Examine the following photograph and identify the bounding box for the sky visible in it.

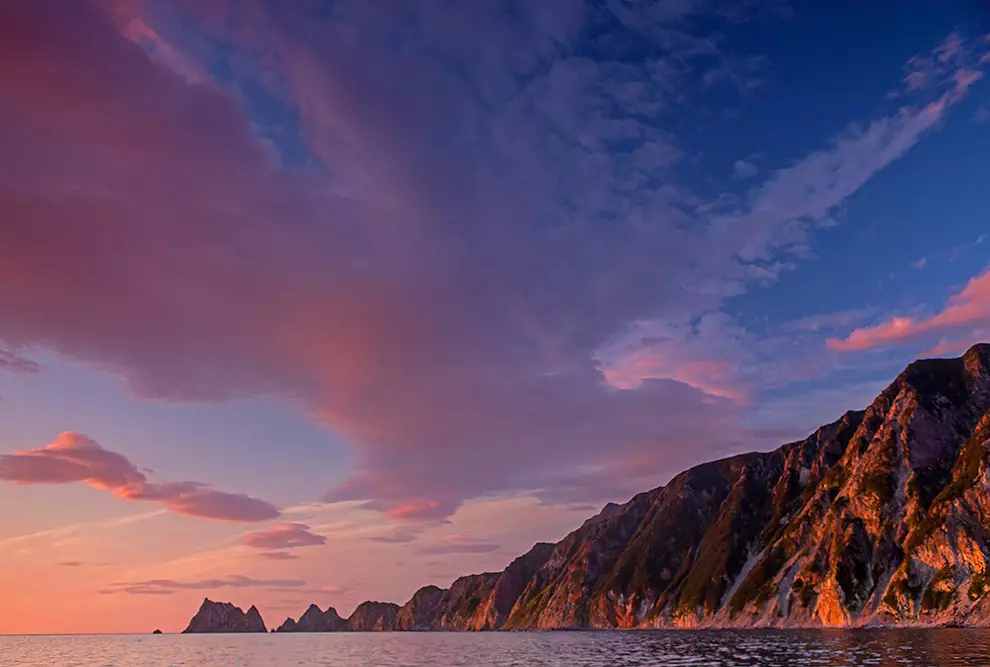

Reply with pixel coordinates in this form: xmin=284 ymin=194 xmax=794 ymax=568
xmin=0 ymin=0 xmax=989 ymax=634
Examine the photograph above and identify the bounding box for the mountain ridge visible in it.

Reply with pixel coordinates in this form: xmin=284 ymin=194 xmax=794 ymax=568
xmin=184 ymin=344 xmax=990 ymax=631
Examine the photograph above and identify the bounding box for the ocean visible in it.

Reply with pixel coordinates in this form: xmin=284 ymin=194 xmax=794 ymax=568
xmin=3 ymin=629 xmax=990 ymax=666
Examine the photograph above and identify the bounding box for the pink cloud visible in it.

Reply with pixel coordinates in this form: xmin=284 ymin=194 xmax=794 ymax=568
xmin=382 ymin=500 xmax=454 ymax=522
xmin=368 ymin=532 xmax=418 ymax=544
xmin=101 ymin=574 xmax=306 ymax=595
xmin=1 ymin=3 xmax=986 ymax=524
xmin=418 ymin=535 xmax=501 ymax=555
xmin=258 ymin=551 xmax=299 ymax=561
xmin=0 ymin=432 xmax=279 ymax=522
xmin=595 ymin=312 xmax=756 ymax=403
xmin=0 ymin=432 xmax=144 ymax=489
xmin=828 ymin=267 xmax=990 ymax=352
xmin=118 ymin=482 xmax=280 ymax=523
xmin=241 ymin=523 xmax=325 ymax=550
xmin=782 ymin=308 xmax=875 ymax=333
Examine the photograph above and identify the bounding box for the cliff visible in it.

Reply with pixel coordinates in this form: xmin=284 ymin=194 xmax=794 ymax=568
xmin=346 ymin=601 xmax=400 ymax=631
xmin=192 ymin=344 xmax=990 ymax=630
xmin=502 ymin=344 xmax=990 ymax=629
xmin=392 ymin=585 xmax=446 ymax=630
xmin=182 ymin=598 xmax=267 ymax=633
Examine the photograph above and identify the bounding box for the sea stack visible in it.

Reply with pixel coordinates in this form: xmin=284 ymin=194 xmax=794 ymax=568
xmin=182 ymin=598 xmax=268 ymax=633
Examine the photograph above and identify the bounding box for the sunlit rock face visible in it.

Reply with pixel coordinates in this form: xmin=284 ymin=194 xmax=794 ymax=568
xmin=346 ymin=602 xmax=400 ymax=631
xmin=182 ymin=599 xmax=267 ymax=633
xmin=503 ymin=344 xmax=990 ymax=629
xmin=250 ymin=345 xmax=990 ymax=631
xmin=392 ymin=586 xmax=446 ymax=630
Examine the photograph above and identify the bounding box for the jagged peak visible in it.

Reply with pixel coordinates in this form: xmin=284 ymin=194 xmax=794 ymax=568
xmin=963 ymin=342 xmax=990 ymax=375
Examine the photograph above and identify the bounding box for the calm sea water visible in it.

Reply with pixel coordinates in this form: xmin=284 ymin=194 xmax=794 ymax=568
xmin=3 ymin=630 xmax=990 ymax=666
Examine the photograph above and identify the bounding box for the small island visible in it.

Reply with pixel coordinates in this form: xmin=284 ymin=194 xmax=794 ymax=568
xmin=183 ymin=599 xmax=267 ymax=633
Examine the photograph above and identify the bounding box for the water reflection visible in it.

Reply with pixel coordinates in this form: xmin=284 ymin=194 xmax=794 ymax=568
xmin=2 ymin=629 xmax=990 ymax=666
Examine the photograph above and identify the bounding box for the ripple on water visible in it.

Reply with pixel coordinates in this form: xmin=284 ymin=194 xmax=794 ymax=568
xmin=3 ymin=629 xmax=990 ymax=667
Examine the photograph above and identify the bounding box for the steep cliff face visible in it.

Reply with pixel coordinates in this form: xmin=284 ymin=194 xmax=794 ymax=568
xmin=461 ymin=543 xmax=556 ymax=630
xmin=392 ymin=586 xmax=446 ymax=630
xmin=511 ymin=343 xmax=990 ymax=629
xmin=183 ymin=599 xmax=267 ymax=633
xmin=700 ymin=345 xmax=990 ymax=628
xmin=200 ymin=345 xmax=990 ymax=631
xmin=347 ymin=601 xmax=399 ymax=631
xmin=501 ymin=412 xmax=863 ymax=629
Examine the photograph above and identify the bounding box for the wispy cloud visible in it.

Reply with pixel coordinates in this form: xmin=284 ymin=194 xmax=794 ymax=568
xmin=0 ymin=509 xmax=166 ymax=553
xmin=703 ymin=54 xmax=769 ymax=92
xmin=368 ymin=533 xmax=419 ymax=545
xmin=101 ymin=574 xmax=307 ymax=596
xmin=828 ymin=266 xmax=990 ymax=352
xmin=597 ymin=32 xmax=990 ymax=408
xmin=731 ymin=158 xmax=759 ymax=180
xmin=595 ymin=312 xmax=756 ymax=402
xmin=242 ymin=523 xmax=325 ymax=549
xmin=258 ymin=551 xmax=299 ymax=561
xmin=782 ymin=308 xmax=875 ymax=333
xmin=0 ymin=433 xmax=279 ymax=522
xmin=0 ymin=348 xmax=39 ymax=375
xmin=711 ymin=31 xmax=987 ymax=268
xmin=417 ymin=535 xmax=501 ymax=556
xmin=949 ymin=234 xmax=985 ymax=261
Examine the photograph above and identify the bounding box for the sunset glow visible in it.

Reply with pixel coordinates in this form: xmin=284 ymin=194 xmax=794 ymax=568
xmin=1 ymin=0 xmax=989 ymax=635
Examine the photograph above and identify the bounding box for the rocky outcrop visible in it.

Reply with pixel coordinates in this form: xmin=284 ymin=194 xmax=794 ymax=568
xmin=392 ymin=586 xmax=446 ymax=630
xmin=277 ymin=542 xmax=556 ymax=633
xmin=347 ymin=601 xmax=399 ymax=631
xmin=182 ymin=598 xmax=267 ymax=633
xmin=276 ymin=604 xmax=346 ymax=632
xmin=194 ymin=345 xmax=990 ymax=631
xmin=454 ymin=543 xmax=555 ymax=629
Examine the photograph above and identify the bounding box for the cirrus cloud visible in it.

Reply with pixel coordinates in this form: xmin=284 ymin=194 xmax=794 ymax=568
xmin=418 ymin=536 xmax=501 ymax=556
xmin=258 ymin=551 xmax=300 ymax=561
xmin=828 ymin=266 xmax=990 ymax=354
xmin=100 ymin=574 xmax=306 ymax=596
